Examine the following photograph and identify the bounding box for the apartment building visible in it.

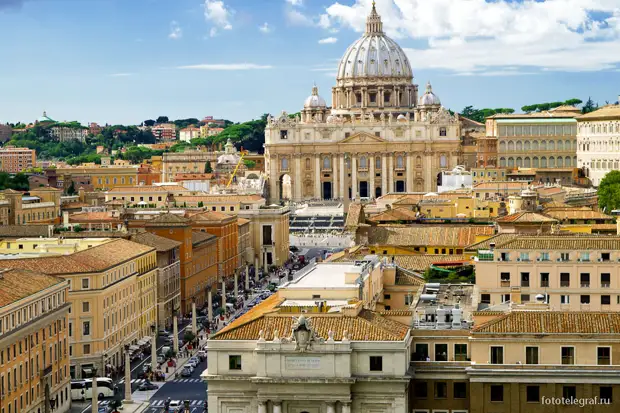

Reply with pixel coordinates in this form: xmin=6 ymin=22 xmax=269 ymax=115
xmin=0 ymin=146 xmax=36 ymax=173
xmin=0 ymin=124 xmax=11 ymax=143
xmin=50 ymin=127 xmax=87 ymax=143
xmin=105 ymin=184 xmax=192 ymax=208
xmin=0 ymin=188 xmax=61 ymax=225
xmin=238 ymin=204 xmax=290 ymax=271
xmin=179 ymin=127 xmax=200 ymax=143
xmin=475 ymin=235 xmax=620 ymax=311
xmin=48 ymin=166 xmax=140 ymax=191
xmin=188 ymin=211 xmax=239 ymax=280
xmin=152 ymin=123 xmax=177 ymax=141
xmin=161 ymin=150 xmax=216 ymax=181
xmin=0 ymin=239 xmax=158 ymax=378
xmin=0 ymin=268 xmax=71 ymax=413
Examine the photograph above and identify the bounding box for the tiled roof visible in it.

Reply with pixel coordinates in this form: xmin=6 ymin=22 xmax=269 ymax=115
xmin=0 ymin=225 xmax=50 ymax=238
xmin=395 ymin=268 xmax=425 ymax=286
xmin=380 ymin=309 xmax=413 ymax=317
xmin=0 ymin=239 xmax=154 ymax=274
xmin=496 ymin=212 xmax=558 ymax=223
xmin=191 ymin=231 xmax=216 ymax=245
xmin=331 ymin=252 xmax=469 ymax=272
xmin=465 ymin=233 xmax=519 ymax=251
xmin=130 ymin=232 xmax=181 ymax=252
xmin=577 ymin=104 xmax=620 ymax=121
xmin=366 ymin=225 xmax=494 ymax=247
xmin=368 ymin=207 xmax=418 ymax=223
xmin=108 ymin=186 xmax=170 ymax=193
xmin=473 ymin=311 xmax=620 ymax=334
xmin=145 ymin=213 xmax=189 ymax=227
xmin=473 ymin=181 xmax=529 ymax=190
xmin=543 ymin=208 xmax=614 ymax=221
xmin=69 ymin=212 xmax=120 ymax=222
xmin=188 ymin=210 xmax=234 ymax=223
xmin=344 ymin=202 xmax=364 ymax=228
xmin=0 ymin=268 xmax=65 ymax=308
xmin=173 ymin=194 xmax=264 ymax=203
xmin=497 ymin=235 xmax=620 ymax=250
xmin=237 ymin=217 xmax=250 ymax=226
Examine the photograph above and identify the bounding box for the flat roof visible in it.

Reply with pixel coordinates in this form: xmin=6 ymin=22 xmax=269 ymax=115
xmin=282 ymin=263 xmax=363 ymax=289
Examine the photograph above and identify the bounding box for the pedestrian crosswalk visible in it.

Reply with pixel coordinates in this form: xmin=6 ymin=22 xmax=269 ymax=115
xmin=150 ymin=399 xmax=205 ymax=407
xmin=118 ymin=377 xmax=203 ymax=385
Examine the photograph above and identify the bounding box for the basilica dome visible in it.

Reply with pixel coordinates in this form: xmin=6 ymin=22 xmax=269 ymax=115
xmin=418 ymin=81 xmax=441 ymax=106
xmin=304 ymin=84 xmax=327 ymax=108
xmin=336 ymin=3 xmax=413 ymax=83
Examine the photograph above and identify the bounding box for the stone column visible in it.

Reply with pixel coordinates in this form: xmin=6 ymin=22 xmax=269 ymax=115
xmin=207 ymin=290 xmax=213 ymax=323
xmin=151 ymin=327 xmax=157 ymax=371
xmin=326 ymin=402 xmax=335 ymax=413
xmin=234 ymin=272 xmax=239 ymax=298
xmin=332 ymin=155 xmax=338 ymax=199
xmin=369 ymin=153 xmax=375 ymax=198
xmin=351 ymin=156 xmax=358 ymax=200
xmin=273 ymin=402 xmax=282 ymax=413
xmin=395 ymin=87 xmax=401 ymax=106
xmin=258 ymin=402 xmax=267 ymax=413
xmin=388 ymin=155 xmax=395 ymax=193
xmin=381 ymin=153 xmax=387 ymax=196
xmin=91 ymin=373 xmax=98 ymax=413
xmin=425 ymin=151 xmax=433 ymax=192
xmin=341 ymin=402 xmax=351 ymax=413
xmin=406 ymin=154 xmax=414 ymax=192
xmin=245 ymin=266 xmax=250 ymax=291
xmin=173 ymin=314 xmax=179 ymax=354
xmin=123 ymin=345 xmax=132 ymax=404
xmin=294 ymin=155 xmax=302 ymax=202
xmin=340 ymin=155 xmax=345 ymax=199
xmin=221 ymin=279 xmax=226 ymax=309
xmin=191 ymin=299 xmax=197 ymax=338
xmin=315 ymin=155 xmax=321 ymax=199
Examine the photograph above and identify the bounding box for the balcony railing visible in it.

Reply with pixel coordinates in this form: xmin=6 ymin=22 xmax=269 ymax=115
xmin=581 ymin=283 xmax=590 ymax=288
xmin=602 ymin=283 xmax=611 ymax=288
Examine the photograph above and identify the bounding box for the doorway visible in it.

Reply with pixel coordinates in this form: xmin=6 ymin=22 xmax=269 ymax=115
xmin=322 ymin=181 xmax=332 ymax=200
xmin=359 ymin=181 xmax=369 ymax=198
xmin=395 ymin=180 xmax=405 ymax=193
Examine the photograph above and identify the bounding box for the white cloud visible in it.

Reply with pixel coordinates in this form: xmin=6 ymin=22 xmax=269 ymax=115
xmin=322 ymin=0 xmax=620 ymax=73
xmin=168 ymin=21 xmax=182 ymax=40
xmin=286 ymin=0 xmax=303 ymax=5
xmin=204 ymin=0 xmax=233 ymax=36
xmin=177 ymin=63 xmax=273 ymax=70
xmin=259 ymin=22 xmax=272 ymax=33
xmin=318 ymin=37 xmax=338 ymax=44
xmin=286 ymin=8 xmax=314 ymax=26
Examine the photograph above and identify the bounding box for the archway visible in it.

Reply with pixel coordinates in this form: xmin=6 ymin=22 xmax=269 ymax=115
xmin=322 ymin=181 xmax=332 ymax=200
xmin=436 ymin=172 xmax=443 ymax=187
xmin=359 ymin=181 xmax=369 ymax=198
xmin=247 ymin=173 xmax=259 ymax=180
xmin=395 ymin=180 xmax=405 ymax=192
xmin=279 ymin=174 xmax=292 ymax=200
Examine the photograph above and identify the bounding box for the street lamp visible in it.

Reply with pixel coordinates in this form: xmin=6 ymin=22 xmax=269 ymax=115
xmin=123 ymin=344 xmax=132 ymax=404
xmin=150 ymin=324 xmax=157 ymax=372
xmin=172 ymin=308 xmax=180 ymax=355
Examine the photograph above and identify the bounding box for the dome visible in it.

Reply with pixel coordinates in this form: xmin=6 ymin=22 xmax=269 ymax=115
xmin=336 ymin=3 xmax=413 ymax=82
xmin=37 ymin=111 xmax=55 ymax=123
xmin=304 ymin=84 xmax=327 ymax=108
xmin=397 ymin=114 xmax=406 ymax=121
xmin=419 ymin=81 xmax=441 ymax=106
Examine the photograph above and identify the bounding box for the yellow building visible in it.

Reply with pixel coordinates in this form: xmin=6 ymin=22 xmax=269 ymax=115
xmin=0 ymin=237 xmax=110 ymax=257
xmin=0 ymin=189 xmax=61 ymax=225
xmin=172 ymin=194 xmax=265 ymax=213
xmin=0 ymin=268 xmax=71 ymax=413
xmin=472 ymin=181 xmax=529 ymax=199
xmin=0 ymin=239 xmax=158 ymax=378
xmin=238 ymin=204 xmax=290 ymax=270
xmin=54 ymin=166 xmax=140 ymax=191
xmin=471 ymin=167 xmax=507 ymax=184
xmin=105 ymin=184 xmax=193 ymax=208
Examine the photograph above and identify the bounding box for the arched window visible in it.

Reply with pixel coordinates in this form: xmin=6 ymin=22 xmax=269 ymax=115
xmin=516 ymin=141 xmax=523 ymax=152
xmin=524 ymin=141 xmax=531 ymax=151
xmin=533 ymin=157 xmax=539 ymax=168
xmin=541 ymin=156 xmax=547 ymax=168
xmin=532 ymin=140 xmax=539 ymax=150
xmin=376 ymin=157 xmax=381 ymax=169
xmin=557 ymin=157 xmax=563 ymax=167
xmin=305 ymin=158 xmax=311 ymax=169
xmin=524 ymin=157 xmax=531 ymax=168
xmin=499 ymin=141 xmax=506 ymax=153
xmin=507 ymin=141 xmax=515 ymax=152
xmin=397 ymin=155 xmax=404 ymax=168
xmin=281 ymin=157 xmax=289 ymax=170
xmin=556 ymin=140 xmax=563 ymax=151
xmin=323 ymin=156 xmax=331 ymax=170
xmin=360 ymin=156 xmax=367 ymax=169
xmin=500 ymin=157 xmax=506 ymax=167
xmin=507 ymin=157 xmax=514 ymax=167
xmin=440 ymin=155 xmax=447 ymax=168
xmin=603 ymin=160 xmax=607 ymax=170
xmin=565 ymin=156 xmax=571 ymax=167
xmin=416 ymin=156 xmax=422 ymax=168
xmin=516 ymin=157 xmax=523 ymax=167
xmin=548 ymin=140 xmax=555 ymax=151
xmin=549 ymin=156 xmax=555 ymax=168
xmin=540 ymin=140 xmax=547 ymax=151
xmin=439 ymin=127 xmax=447 ymax=137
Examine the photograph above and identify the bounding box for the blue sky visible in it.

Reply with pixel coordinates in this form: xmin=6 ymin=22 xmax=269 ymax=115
xmin=1 ymin=0 xmax=620 ymax=125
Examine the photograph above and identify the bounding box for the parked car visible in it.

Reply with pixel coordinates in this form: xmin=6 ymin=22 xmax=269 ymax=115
xmin=180 ymin=366 xmax=192 ymax=377
xmin=197 ymin=350 xmax=207 ymax=360
xmin=138 ymin=381 xmax=159 ymax=391
xmin=157 ymin=355 xmax=165 ymax=364
xmin=158 ymin=328 xmax=169 ymax=336
xmin=188 ymin=357 xmax=200 ymax=367
xmin=168 ymin=400 xmax=182 ymax=412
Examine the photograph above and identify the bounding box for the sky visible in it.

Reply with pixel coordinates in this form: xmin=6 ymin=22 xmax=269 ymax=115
xmin=2 ymin=0 xmax=620 ymax=125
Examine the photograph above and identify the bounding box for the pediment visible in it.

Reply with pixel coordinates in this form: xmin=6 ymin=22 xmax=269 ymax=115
xmin=340 ymin=132 xmax=386 ymax=144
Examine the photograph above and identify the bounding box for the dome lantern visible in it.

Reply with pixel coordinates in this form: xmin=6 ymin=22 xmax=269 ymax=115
xmin=418 ymin=81 xmax=441 ymax=106
xmin=365 ymin=1 xmax=383 ymax=35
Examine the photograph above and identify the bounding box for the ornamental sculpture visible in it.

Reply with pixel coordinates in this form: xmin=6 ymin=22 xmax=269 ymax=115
xmin=290 ymin=315 xmax=323 ymax=352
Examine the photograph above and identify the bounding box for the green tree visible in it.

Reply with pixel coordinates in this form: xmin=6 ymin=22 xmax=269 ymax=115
xmin=243 ymin=159 xmax=256 ymax=169
xmin=184 ymin=330 xmax=196 ymax=344
xmin=67 ymin=181 xmax=77 ymax=196
xmin=156 ymin=116 xmax=169 ymax=123
xmin=582 ymin=97 xmax=597 ymax=114
xmin=598 ymin=170 xmax=620 ymax=213
xmin=204 ymin=161 xmax=213 ymax=173
xmin=564 ymin=98 xmax=583 ymax=106
xmin=144 ymin=119 xmax=156 ymax=127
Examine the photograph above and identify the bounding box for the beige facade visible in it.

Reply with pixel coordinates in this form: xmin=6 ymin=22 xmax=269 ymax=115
xmin=0 ymin=239 xmax=158 ymax=378
xmin=0 ymin=188 xmax=61 ymax=225
xmin=105 ymin=184 xmax=193 ymax=208
xmin=161 ymin=150 xmax=216 ymax=181
xmin=238 ymin=205 xmax=290 ymax=270
xmin=475 ymin=235 xmax=620 ymax=311
xmin=0 ymin=146 xmax=36 ymax=173
xmin=265 ymin=5 xmax=461 ymax=203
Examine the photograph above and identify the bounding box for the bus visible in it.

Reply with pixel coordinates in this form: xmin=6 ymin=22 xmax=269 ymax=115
xmin=71 ymin=378 xmax=115 ymax=401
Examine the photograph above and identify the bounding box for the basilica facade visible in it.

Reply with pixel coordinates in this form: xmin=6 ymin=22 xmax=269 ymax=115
xmin=265 ymin=3 xmax=461 ymax=203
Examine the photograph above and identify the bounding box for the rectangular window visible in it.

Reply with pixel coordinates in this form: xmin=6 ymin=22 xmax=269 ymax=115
xmin=602 ymin=295 xmax=611 ymax=305
xmin=526 ymin=347 xmax=539 ymax=364
xmin=490 ymin=346 xmax=503 ymax=364
xmin=521 ymin=294 xmax=530 ymax=302
xmin=598 ymin=347 xmax=611 ymax=365
xmin=561 ymin=295 xmax=570 ymax=304
xmin=560 ymin=273 xmax=570 ymax=287
xmin=600 ymin=386 xmax=613 ymax=403
xmin=415 ymin=344 xmax=429 ymax=360
xmin=601 ymin=252 xmax=611 ymax=261
xmin=526 ymin=386 xmax=540 ymax=403
xmin=540 ymin=252 xmax=550 ymax=261
xmin=580 ymin=273 xmax=590 ymax=287
xmin=519 ymin=252 xmax=529 ymax=261
xmin=601 ymin=273 xmax=611 ymax=288
xmin=561 ymin=347 xmax=575 ymax=365
xmin=414 ymin=381 xmax=427 ymax=398
xmin=82 ymin=321 xmax=90 ymax=336
xmin=83 ymin=344 xmax=90 ymax=355
xmin=454 ymin=344 xmax=467 ymax=361
xmin=228 ymin=355 xmax=242 ymax=370
xmin=540 ymin=273 xmax=549 ymax=287
xmin=453 ymin=382 xmax=467 ymax=399
xmin=369 ymin=356 xmax=382 ymax=372
xmin=82 ymin=302 xmax=89 ymax=313
xmin=435 ymin=344 xmax=448 ymax=361
xmin=490 ymin=385 xmax=504 ymax=402
xmin=481 ymin=294 xmax=491 ymax=304
xmin=581 ymin=295 xmax=590 ymax=304
xmin=81 ymin=279 xmax=90 ymax=289
xmin=563 ymin=386 xmax=576 ymax=400
xmin=434 ymin=382 xmax=447 ymax=399
xmin=520 ymin=272 xmax=530 ymax=287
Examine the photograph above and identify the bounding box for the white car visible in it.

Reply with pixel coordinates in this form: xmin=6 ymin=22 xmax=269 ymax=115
xmin=168 ymin=400 xmax=182 ymax=411
xmin=188 ymin=357 xmax=200 ymax=367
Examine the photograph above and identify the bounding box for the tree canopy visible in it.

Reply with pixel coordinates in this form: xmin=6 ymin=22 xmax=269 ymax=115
xmin=521 ymin=98 xmax=583 ymax=113
xmin=460 ymin=107 xmax=515 ymax=123
xmin=598 ymin=170 xmax=620 ymax=213
xmin=0 ymin=173 xmax=30 ymax=191
xmin=581 ymin=97 xmax=598 ymax=114
xmin=156 ymin=116 xmax=169 ymax=123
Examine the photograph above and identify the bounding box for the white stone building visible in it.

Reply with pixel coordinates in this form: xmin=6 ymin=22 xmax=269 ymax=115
xmin=51 ymin=126 xmax=88 ymax=142
xmin=577 ymin=104 xmax=620 ymax=186
xmin=204 ymin=259 xmax=412 ymax=413
xmin=264 ymin=3 xmax=461 ymax=203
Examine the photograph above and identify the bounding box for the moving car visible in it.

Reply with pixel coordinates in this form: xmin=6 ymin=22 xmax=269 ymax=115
xmin=158 ymin=328 xmax=169 ymax=336
xmin=168 ymin=400 xmax=182 ymax=412
xmin=187 ymin=357 xmax=199 ymax=368
xmin=138 ymin=381 xmax=159 ymax=391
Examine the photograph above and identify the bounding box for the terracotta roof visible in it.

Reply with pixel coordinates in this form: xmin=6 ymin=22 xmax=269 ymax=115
xmin=188 ymin=210 xmax=234 ymax=223
xmin=577 ymin=104 xmax=620 ymax=121
xmin=0 ymin=225 xmax=50 ymax=238
xmin=145 ymin=213 xmax=189 ymax=227
xmin=543 ymin=208 xmax=614 ymax=221
xmin=380 ymin=309 xmax=413 ymax=317
xmin=237 ymin=217 xmax=250 ymax=226
xmin=69 ymin=212 xmax=120 ymax=223
xmin=496 ymin=212 xmax=558 ymax=223
xmin=473 ymin=311 xmax=620 ymax=334
xmin=345 ymin=202 xmax=365 ymax=229
xmin=331 ymin=252 xmax=469 ymax=272
xmin=62 ymin=202 xmax=90 ymax=209
xmin=130 ymin=232 xmax=181 ymax=252
xmin=473 ymin=181 xmax=529 ymax=190
xmin=173 ymin=194 xmax=264 ymax=203
xmin=497 ymin=235 xmax=620 ymax=250
xmin=395 ymin=268 xmax=425 ymax=286
xmin=191 ymin=231 xmax=216 ymax=245
xmin=0 ymin=268 xmax=65 ymax=308
xmin=368 ymin=207 xmax=418 ymax=223
xmin=108 ymin=186 xmax=170 ymax=193
xmin=366 ymin=225 xmax=494 ymax=247
xmin=465 ymin=233 xmax=519 ymax=250
xmin=0 ymin=239 xmax=154 ymax=274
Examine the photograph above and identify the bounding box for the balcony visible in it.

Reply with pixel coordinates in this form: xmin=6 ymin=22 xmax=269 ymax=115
xmin=581 ymin=283 xmax=590 ymax=288
xmin=500 ymin=280 xmax=510 ymax=287
xmin=602 ymin=283 xmax=611 ymax=288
